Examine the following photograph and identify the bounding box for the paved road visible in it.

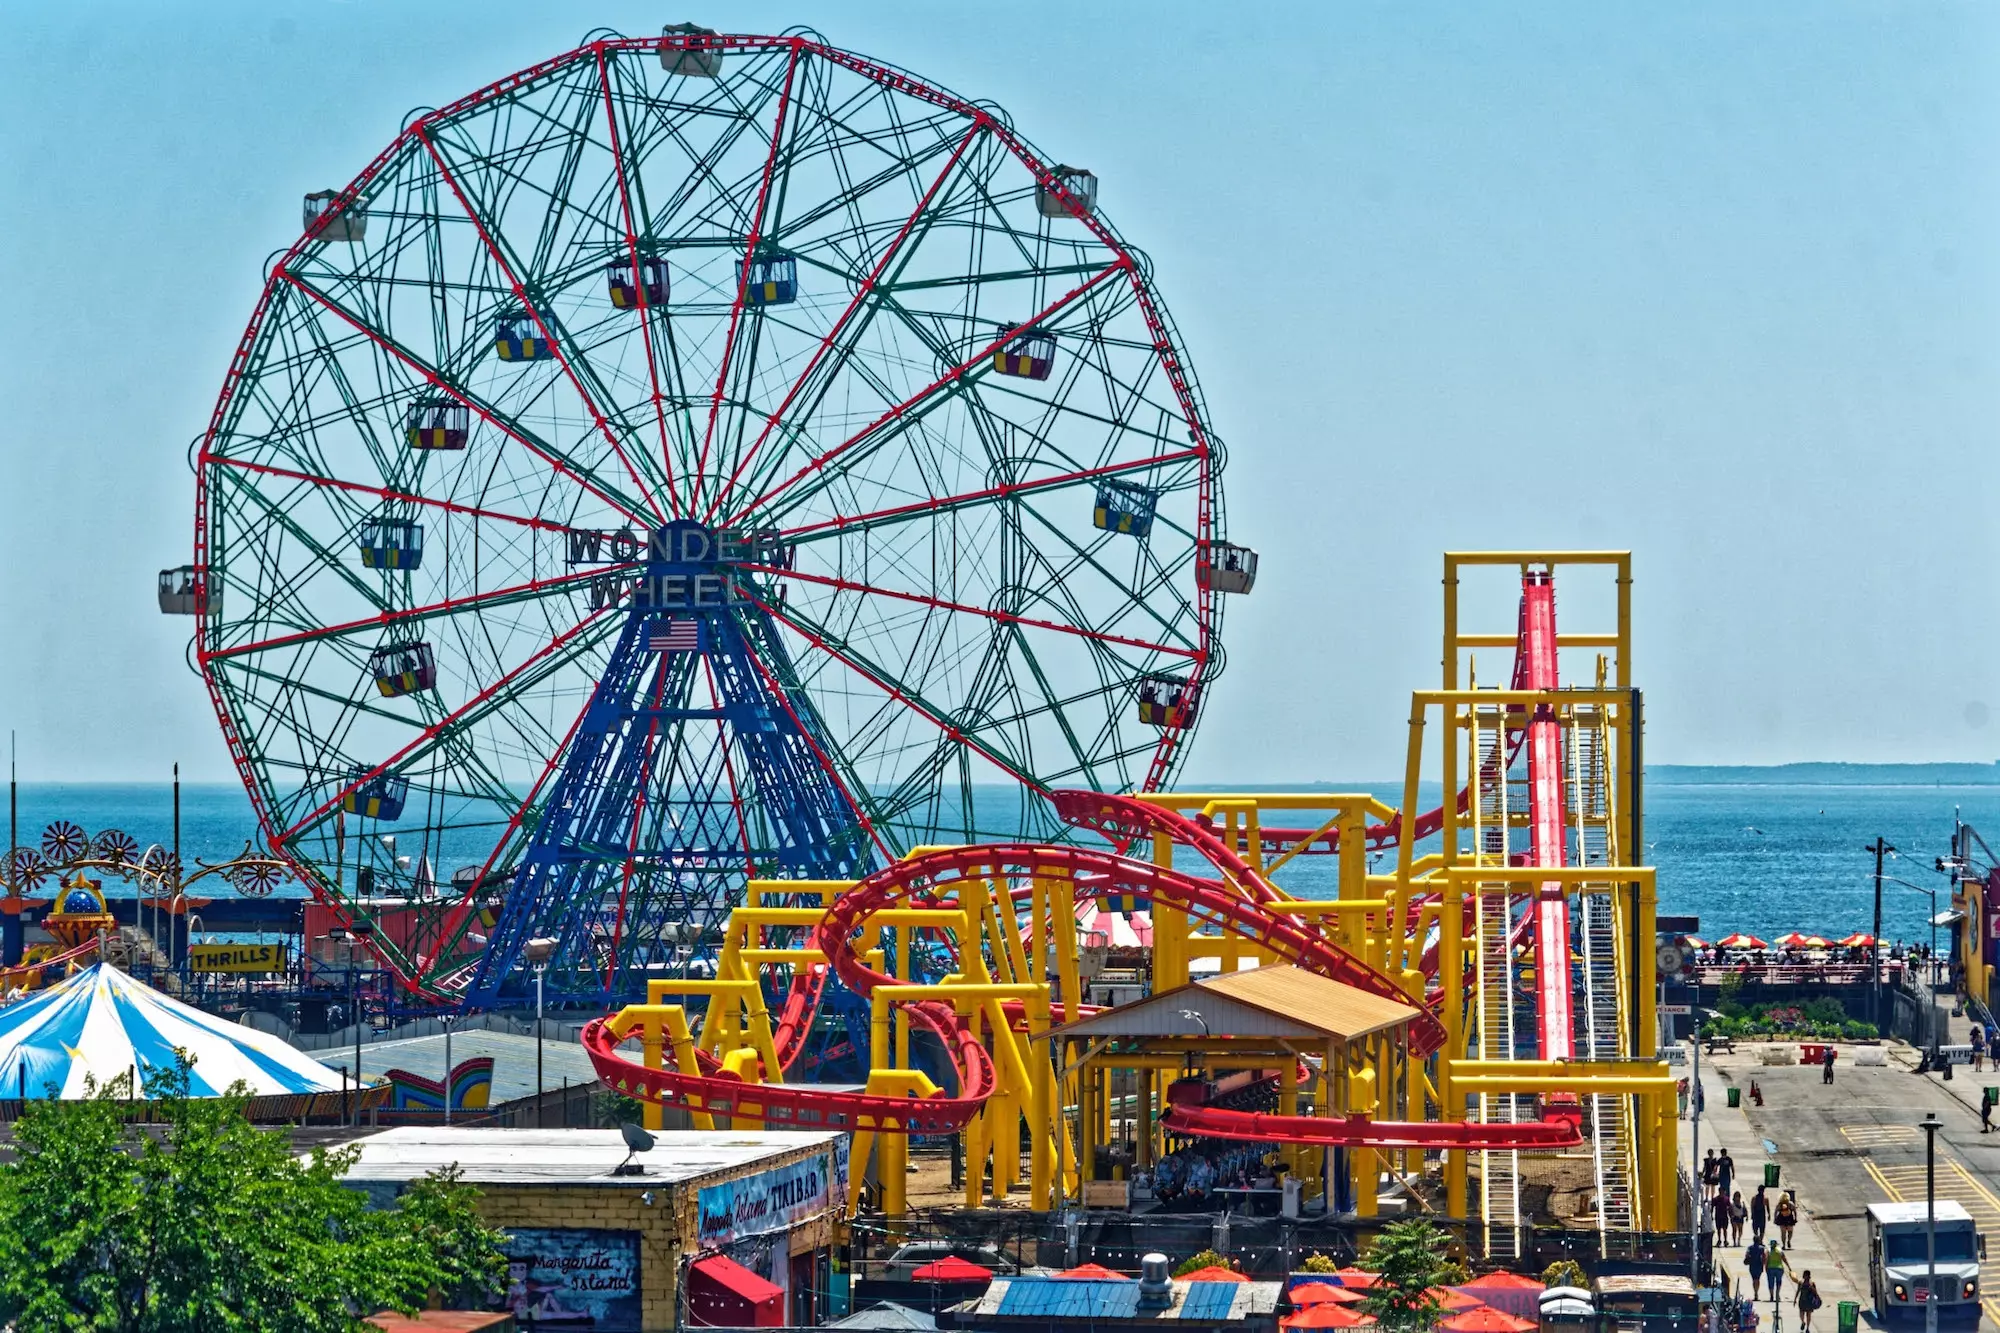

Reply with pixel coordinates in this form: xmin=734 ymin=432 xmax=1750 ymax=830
xmin=1684 ymin=1041 xmax=2000 ymax=1333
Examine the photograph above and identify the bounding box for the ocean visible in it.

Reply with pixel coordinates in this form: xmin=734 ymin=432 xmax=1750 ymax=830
xmin=6 ymin=778 xmax=1992 ymax=949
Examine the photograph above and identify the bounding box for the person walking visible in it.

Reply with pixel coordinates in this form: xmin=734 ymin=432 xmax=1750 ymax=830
xmin=1718 ymin=1148 xmax=1736 ymax=1198
xmin=1751 ymin=1186 xmax=1770 ymax=1242
xmin=1702 ymin=1148 xmax=1719 ymax=1191
xmin=1765 ymin=1242 xmax=1786 ymax=1303
xmin=1981 ymin=1088 xmax=1994 ymax=1135
xmin=1775 ymin=1192 xmax=1799 ymax=1248
xmin=1745 ymin=1238 xmax=1767 ymax=1298
xmin=1795 ymin=1271 xmax=1822 ymax=1331
xmin=1731 ymin=1191 xmax=1748 ymax=1245
xmin=1821 ymin=1045 xmax=1837 ymax=1084
xmin=1974 ymin=1025 xmax=1986 ymax=1074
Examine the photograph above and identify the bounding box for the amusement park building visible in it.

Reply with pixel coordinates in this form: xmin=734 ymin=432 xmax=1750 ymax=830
xmin=340 ymin=1127 xmax=847 ymax=1331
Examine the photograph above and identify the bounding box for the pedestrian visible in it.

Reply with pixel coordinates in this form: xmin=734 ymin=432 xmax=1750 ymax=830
xmin=1821 ymin=1045 xmax=1836 ymax=1084
xmin=1700 ymin=1191 xmax=1718 ymax=1272
xmin=1718 ymin=1148 xmax=1736 ymax=1197
xmin=1765 ymin=1242 xmax=1786 ymax=1303
xmin=1775 ymin=1192 xmax=1798 ymax=1249
xmin=1731 ymin=1191 xmax=1748 ymax=1245
xmin=1795 ymin=1271 xmax=1821 ymax=1331
xmin=1702 ymin=1149 xmax=1719 ymax=1190
xmin=1745 ymin=1238 xmax=1767 ymax=1296
xmin=1751 ymin=1186 xmax=1769 ymax=1242
xmin=1981 ymin=1088 xmax=1994 ymax=1135
xmin=1975 ymin=1025 xmax=1986 ymax=1074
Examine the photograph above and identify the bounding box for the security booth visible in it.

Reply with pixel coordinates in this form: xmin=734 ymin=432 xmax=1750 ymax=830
xmin=340 ymin=1127 xmax=848 ymax=1332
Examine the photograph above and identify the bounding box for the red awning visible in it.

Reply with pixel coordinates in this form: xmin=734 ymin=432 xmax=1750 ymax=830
xmin=912 ymin=1256 xmax=994 ymax=1282
xmin=692 ymin=1254 xmax=784 ymax=1304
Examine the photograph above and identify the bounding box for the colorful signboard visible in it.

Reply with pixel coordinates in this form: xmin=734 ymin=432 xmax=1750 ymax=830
xmin=188 ymin=942 xmax=287 ymax=973
xmin=492 ymin=1227 xmax=641 ymax=1330
xmin=698 ymin=1148 xmax=842 ymax=1247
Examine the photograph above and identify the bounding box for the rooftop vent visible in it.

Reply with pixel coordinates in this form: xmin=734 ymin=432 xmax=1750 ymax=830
xmin=1139 ymin=1253 xmax=1173 ymax=1309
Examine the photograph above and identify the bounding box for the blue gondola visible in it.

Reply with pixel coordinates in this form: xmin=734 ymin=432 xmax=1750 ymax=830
xmin=342 ymin=768 xmax=409 ymax=821
xmin=608 ymin=257 xmax=669 ymax=309
xmin=1137 ymin=677 xmax=1197 ymax=729
xmin=405 ymin=398 xmax=469 ymax=450
xmin=1093 ymin=480 xmax=1157 ymax=538
xmin=992 ymin=324 xmax=1056 ymax=380
xmin=368 ymin=642 xmax=436 ymax=698
xmin=494 ymin=311 xmax=556 ymax=362
xmin=357 ymin=518 xmax=424 ymax=571
xmin=743 ymin=252 xmax=798 ymax=307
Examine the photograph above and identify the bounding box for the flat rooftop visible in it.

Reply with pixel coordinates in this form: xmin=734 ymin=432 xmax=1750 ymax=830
xmin=315 ymin=1029 xmax=601 ymax=1104
xmin=339 ymin=1126 xmax=843 ymax=1189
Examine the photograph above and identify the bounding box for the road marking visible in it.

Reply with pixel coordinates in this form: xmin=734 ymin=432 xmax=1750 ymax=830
xmin=1840 ymin=1124 xmax=1920 ymax=1149
xmin=1860 ymin=1154 xmax=2000 ymax=1328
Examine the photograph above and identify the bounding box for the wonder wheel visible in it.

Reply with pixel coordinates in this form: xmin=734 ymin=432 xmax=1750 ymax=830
xmin=185 ymin=26 xmax=1244 ymax=1005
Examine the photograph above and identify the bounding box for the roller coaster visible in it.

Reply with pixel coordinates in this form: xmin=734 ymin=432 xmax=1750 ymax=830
xmin=586 ymin=551 xmax=1675 ymax=1254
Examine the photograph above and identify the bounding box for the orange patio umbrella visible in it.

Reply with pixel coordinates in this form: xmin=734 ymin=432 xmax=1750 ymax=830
xmin=1281 ymin=1305 xmax=1377 ymax=1329
xmin=1460 ymin=1273 xmax=1545 ymax=1291
xmin=1438 ymin=1307 xmax=1537 ymax=1333
xmin=911 ymin=1256 xmax=993 ymax=1283
xmin=1424 ymin=1288 xmax=1487 ymax=1311
xmin=1291 ymin=1285 xmax=1369 ymax=1307
xmin=1056 ymin=1263 xmax=1131 ymax=1280
xmin=1331 ymin=1268 xmax=1382 ymax=1289
xmin=1181 ymin=1266 xmax=1250 ymax=1283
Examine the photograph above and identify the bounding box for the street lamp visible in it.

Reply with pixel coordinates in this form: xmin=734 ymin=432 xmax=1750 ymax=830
xmin=1920 ymin=1113 xmax=1941 ymax=1333
xmin=524 ymin=937 xmax=557 ymax=1128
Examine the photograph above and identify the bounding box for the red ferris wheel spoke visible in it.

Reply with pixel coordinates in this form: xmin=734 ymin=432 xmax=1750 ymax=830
xmin=594 ymin=45 xmax=682 ymax=515
xmin=413 ymin=123 xmax=669 ymax=525
xmin=721 ymin=259 xmax=1130 ymax=527
xmin=731 ymin=627 xmax=894 ymax=863
xmin=775 ymin=446 xmax=1202 ymax=541
xmin=748 ymin=563 xmax=1197 ymax=661
xmin=692 ymin=43 xmax=801 ymax=515
xmin=746 ymin=592 xmax=1048 ymax=797
xmin=275 ymin=606 xmax=617 ymax=847
xmin=280 ymin=270 xmax=651 ymax=526
xmin=207 ymin=454 xmax=577 ymax=540
xmin=701 ymin=119 xmax=987 ymax=525
xmin=204 ymin=564 xmax=632 ymax=663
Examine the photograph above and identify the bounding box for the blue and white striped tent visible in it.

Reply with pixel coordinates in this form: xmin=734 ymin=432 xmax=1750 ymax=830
xmin=0 ymin=962 xmax=347 ymax=1100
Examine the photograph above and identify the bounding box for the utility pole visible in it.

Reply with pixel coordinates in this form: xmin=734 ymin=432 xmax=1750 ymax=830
xmin=1921 ymin=1113 xmax=1940 ymax=1333
xmin=1865 ymin=838 xmax=1894 ymax=1030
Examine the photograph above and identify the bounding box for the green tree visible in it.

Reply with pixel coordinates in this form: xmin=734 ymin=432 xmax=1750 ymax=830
xmin=1172 ymin=1249 xmax=1235 ymax=1277
xmin=0 ymin=1061 xmax=507 ymax=1332
xmin=1360 ymin=1219 xmax=1455 ymax=1333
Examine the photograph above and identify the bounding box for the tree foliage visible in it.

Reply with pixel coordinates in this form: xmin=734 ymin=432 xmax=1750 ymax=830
xmin=1360 ymin=1219 xmax=1455 ymax=1333
xmin=1172 ymin=1249 xmax=1236 ymax=1277
xmin=0 ymin=1061 xmax=507 ymax=1332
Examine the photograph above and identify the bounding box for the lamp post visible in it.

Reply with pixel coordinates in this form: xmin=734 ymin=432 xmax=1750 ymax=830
xmin=1920 ymin=1113 xmax=1940 ymax=1333
xmin=1865 ymin=839 xmax=1895 ymax=1027
xmin=524 ymin=937 xmax=556 ymax=1128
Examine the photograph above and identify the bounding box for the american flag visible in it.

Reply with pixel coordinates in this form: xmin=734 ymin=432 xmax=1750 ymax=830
xmin=647 ymin=619 xmax=701 ymax=654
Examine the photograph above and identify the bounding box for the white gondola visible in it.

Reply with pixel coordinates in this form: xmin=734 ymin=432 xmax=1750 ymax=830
xmin=1196 ymin=542 xmax=1258 ymax=595
xmin=1036 ymin=166 xmax=1098 ymax=218
xmin=661 ymin=23 xmax=723 ymax=77
xmin=157 ymin=566 xmax=217 ymax=616
xmin=303 ymin=190 xmax=367 ymax=242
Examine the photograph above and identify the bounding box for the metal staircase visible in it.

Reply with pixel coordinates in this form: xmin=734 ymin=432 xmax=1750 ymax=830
xmin=1470 ymin=702 xmax=1525 ymax=1261
xmin=1569 ymin=700 xmax=1640 ymax=1253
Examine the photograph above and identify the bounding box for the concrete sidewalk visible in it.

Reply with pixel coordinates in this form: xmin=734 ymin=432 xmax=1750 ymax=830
xmin=1681 ymin=1051 xmax=1867 ymax=1328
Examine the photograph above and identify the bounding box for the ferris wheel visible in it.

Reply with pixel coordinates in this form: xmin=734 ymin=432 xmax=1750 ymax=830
xmin=173 ymin=26 xmax=1253 ymax=1005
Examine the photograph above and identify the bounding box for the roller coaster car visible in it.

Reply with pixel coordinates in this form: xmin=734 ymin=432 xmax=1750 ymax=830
xmin=157 ymin=565 xmax=215 ymax=615
xmin=1094 ymin=480 xmax=1158 ymax=539
xmin=1196 ymin=542 xmax=1258 ymax=594
xmin=358 ymin=518 xmax=424 ymax=571
xmin=369 ymin=642 xmax=437 ymax=698
xmin=342 ymin=769 xmax=409 ymax=821
xmin=1036 ymin=166 xmax=1098 ymax=218
xmin=661 ymin=23 xmax=723 ymax=77
xmin=1137 ymin=678 xmax=1197 ymax=729
xmin=992 ymin=324 xmax=1055 ymax=380
xmin=303 ymin=189 xmax=366 ymax=242
xmin=743 ymin=252 xmax=798 ymax=307
xmin=607 ymin=257 xmax=670 ymax=309
xmin=494 ymin=311 xmax=555 ymax=362
xmin=406 ymin=398 xmax=470 ymax=450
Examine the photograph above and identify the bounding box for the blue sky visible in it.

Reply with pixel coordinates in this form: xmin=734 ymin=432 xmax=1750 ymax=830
xmin=1 ymin=1 xmax=1994 ymax=782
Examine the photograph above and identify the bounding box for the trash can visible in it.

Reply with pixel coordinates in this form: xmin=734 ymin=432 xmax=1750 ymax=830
xmin=1727 ymin=1087 xmax=1741 ymax=1108
xmin=1837 ymin=1300 xmax=1859 ymax=1333
xmin=1764 ymin=1162 xmax=1781 ymax=1188
xmin=1984 ymin=1086 xmax=1998 ymax=1108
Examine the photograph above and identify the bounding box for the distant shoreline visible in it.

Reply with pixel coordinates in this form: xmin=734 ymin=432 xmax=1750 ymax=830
xmin=1645 ymin=763 xmax=2000 ymax=787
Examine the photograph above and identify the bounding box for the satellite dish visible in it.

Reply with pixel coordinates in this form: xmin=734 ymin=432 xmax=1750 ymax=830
xmin=614 ymin=1121 xmax=656 ymax=1176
